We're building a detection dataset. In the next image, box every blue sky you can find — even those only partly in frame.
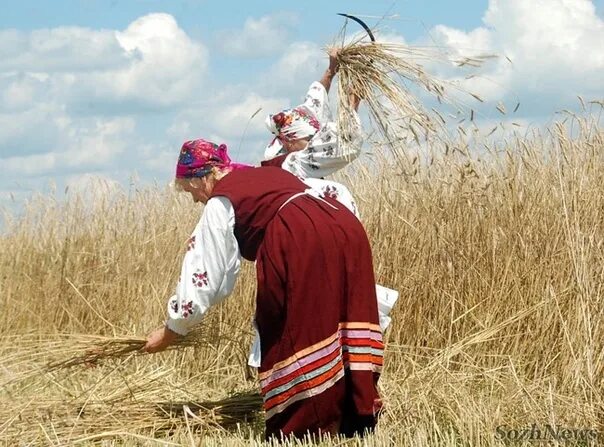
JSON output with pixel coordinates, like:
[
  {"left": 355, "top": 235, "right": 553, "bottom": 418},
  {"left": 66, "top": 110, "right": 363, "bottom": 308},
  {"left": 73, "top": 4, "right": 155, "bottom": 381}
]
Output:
[
  {"left": 1, "top": 0, "right": 603, "bottom": 218},
  {"left": 1, "top": 1, "right": 489, "bottom": 36}
]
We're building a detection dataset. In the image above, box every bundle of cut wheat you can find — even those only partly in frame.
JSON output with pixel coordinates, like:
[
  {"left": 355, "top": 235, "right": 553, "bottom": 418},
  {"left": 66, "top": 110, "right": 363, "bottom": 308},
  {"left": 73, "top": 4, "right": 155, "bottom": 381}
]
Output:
[
  {"left": 43, "top": 332, "right": 202, "bottom": 372},
  {"left": 335, "top": 41, "right": 492, "bottom": 159},
  {"left": 0, "top": 324, "right": 246, "bottom": 387}
]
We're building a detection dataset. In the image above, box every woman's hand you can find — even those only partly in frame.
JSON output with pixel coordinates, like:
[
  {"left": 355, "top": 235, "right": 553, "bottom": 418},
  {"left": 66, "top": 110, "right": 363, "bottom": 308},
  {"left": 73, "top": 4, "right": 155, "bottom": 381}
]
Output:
[
  {"left": 327, "top": 47, "right": 340, "bottom": 73},
  {"left": 320, "top": 47, "right": 341, "bottom": 93},
  {"left": 144, "top": 326, "right": 181, "bottom": 353}
]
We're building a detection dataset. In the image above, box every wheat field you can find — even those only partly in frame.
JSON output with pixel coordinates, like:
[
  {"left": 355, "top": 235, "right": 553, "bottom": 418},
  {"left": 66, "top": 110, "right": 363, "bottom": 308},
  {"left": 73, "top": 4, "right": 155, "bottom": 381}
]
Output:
[{"left": 1, "top": 113, "right": 603, "bottom": 446}]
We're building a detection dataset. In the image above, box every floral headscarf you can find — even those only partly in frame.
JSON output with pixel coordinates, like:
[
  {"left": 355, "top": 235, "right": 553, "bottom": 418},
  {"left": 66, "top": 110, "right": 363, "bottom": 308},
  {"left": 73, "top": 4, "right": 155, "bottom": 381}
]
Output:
[
  {"left": 175, "top": 139, "right": 251, "bottom": 179},
  {"left": 264, "top": 105, "right": 321, "bottom": 158}
]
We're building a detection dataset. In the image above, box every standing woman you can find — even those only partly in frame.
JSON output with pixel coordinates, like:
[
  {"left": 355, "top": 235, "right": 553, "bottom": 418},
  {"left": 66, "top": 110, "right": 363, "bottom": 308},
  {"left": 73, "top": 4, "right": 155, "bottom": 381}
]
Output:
[
  {"left": 145, "top": 139, "right": 384, "bottom": 439},
  {"left": 262, "top": 48, "right": 363, "bottom": 177},
  {"left": 258, "top": 48, "right": 399, "bottom": 352}
]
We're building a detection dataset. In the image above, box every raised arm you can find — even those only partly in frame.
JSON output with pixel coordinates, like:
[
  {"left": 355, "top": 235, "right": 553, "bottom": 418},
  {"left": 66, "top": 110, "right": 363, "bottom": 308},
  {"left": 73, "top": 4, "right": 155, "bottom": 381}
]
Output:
[
  {"left": 319, "top": 48, "right": 340, "bottom": 93},
  {"left": 318, "top": 48, "right": 361, "bottom": 111}
]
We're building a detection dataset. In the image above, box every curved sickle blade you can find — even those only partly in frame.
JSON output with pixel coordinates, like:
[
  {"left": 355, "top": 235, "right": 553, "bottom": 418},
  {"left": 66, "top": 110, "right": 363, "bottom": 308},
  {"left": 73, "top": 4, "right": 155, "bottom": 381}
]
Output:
[{"left": 337, "top": 13, "right": 376, "bottom": 42}]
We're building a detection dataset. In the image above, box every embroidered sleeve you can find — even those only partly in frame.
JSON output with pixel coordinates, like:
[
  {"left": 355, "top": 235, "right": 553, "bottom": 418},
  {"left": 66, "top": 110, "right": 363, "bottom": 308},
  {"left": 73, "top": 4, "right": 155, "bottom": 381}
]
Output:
[
  {"left": 303, "top": 81, "right": 331, "bottom": 124},
  {"left": 165, "top": 196, "right": 241, "bottom": 335},
  {"left": 303, "top": 178, "right": 361, "bottom": 219},
  {"left": 281, "top": 111, "right": 363, "bottom": 179}
]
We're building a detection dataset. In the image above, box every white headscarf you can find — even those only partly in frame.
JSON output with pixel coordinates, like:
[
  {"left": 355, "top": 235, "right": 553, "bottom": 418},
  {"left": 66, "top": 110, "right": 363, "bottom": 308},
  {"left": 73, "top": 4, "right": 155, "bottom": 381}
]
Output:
[{"left": 264, "top": 105, "right": 321, "bottom": 159}]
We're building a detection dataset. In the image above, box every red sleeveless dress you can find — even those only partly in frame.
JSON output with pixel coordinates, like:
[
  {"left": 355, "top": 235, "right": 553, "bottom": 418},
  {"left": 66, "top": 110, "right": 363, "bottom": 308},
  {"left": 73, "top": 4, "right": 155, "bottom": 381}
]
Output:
[
  {"left": 259, "top": 153, "right": 288, "bottom": 168},
  {"left": 211, "top": 166, "right": 383, "bottom": 439}
]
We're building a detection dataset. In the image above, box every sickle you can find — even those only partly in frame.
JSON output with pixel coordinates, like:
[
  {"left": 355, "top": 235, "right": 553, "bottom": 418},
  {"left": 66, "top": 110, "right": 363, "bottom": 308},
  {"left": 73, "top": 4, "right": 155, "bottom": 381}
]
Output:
[{"left": 337, "top": 13, "right": 376, "bottom": 42}]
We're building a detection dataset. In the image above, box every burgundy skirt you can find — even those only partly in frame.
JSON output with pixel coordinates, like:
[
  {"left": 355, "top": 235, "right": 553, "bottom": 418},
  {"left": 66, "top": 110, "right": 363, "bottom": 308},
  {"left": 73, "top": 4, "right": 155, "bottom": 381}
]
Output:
[{"left": 254, "top": 194, "right": 383, "bottom": 439}]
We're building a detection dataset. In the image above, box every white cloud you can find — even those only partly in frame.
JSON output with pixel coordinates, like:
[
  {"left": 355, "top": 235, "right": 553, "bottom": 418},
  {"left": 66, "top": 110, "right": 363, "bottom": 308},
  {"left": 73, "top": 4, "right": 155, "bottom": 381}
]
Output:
[
  {"left": 427, "top": 0, "right": 604, "bottom": 105},
  {"left": 158, "top": 37, "right": 329, "bottom": 166},
  {"left": 64, "top": 173, "right": 123, "bottom": 202},
  {"left": 65, "top": 117, "right": 136, "bottom": 166},
  {"left": 262, "top": 41, "right": 325, "bottom": 96},
  {"left": 217, "top": 13, "right": 297, "bottom": 57},
  {"left": 0, "top": 13, "right": 207, "bottom": 170},
  {"left": 0, "top": 27, "right": 128, "bottom": 72},
  {"left": 1, "top": 117, "right": 135, "bottom": 176},
  {"left": 210, "top": 93, "right": 287, "bottom": 137},
  {"left": 1, "top": 152, "right": 59, "bottom": 177},
  {"left": 2, "top": 76, "right": 37, "bottom": 110},
  {"left": 142, "top": 145, "right": 177, "bottom": 174},
  {"left": 104, "top": 13, "right": 207, "bottom": 106},
  {"left": 0, "top": 14, "right": 208, "bottom": 114},
  {"left": 0, "top": 99, "right": 69, "bottom": 157},
  {"left": 165, "top": 90, "right": 288, "bottom": 163}
]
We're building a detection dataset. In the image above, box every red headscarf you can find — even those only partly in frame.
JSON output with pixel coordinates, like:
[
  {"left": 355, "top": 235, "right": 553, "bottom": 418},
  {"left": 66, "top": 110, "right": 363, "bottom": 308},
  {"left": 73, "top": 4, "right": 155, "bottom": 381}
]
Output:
[{"left": 175, "top": 139, "right": 251, "bottom": 179}]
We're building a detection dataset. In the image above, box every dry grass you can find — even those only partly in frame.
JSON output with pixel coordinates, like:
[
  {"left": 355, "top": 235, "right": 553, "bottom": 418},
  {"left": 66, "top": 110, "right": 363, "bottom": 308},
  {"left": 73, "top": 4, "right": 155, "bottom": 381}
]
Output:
[{"left": 1, "top": 113, "right": 603, "bottom": 445}]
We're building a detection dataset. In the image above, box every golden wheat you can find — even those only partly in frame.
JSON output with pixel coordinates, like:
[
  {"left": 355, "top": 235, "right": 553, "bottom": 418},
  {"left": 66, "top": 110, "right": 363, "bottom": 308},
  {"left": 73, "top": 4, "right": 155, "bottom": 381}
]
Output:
[{"left": 0, "top": 113, "right": 603, "bottom": 445}]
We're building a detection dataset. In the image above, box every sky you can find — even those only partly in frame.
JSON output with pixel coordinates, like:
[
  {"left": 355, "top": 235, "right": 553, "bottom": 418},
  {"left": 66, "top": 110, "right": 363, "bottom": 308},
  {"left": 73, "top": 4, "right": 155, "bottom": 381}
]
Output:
[{"left": 1, "top": 0, "right": 603, "bottom": 217}]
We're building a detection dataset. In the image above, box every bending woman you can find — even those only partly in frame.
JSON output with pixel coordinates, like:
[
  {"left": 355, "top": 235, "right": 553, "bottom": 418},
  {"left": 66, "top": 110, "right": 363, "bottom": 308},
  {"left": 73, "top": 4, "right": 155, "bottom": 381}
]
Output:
[{"left": 144, "top": 139, "right": 383, "bottom": 439}]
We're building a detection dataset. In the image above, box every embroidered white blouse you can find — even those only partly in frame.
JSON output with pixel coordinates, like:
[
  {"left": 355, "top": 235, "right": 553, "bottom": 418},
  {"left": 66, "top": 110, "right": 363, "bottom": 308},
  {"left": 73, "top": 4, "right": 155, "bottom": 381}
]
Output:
[
  {"left": 165, "top": 196, "right": 240, "bottom": 336},
  {"left": 264, "top": 81, "right": 363, "bottom": 178}
]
